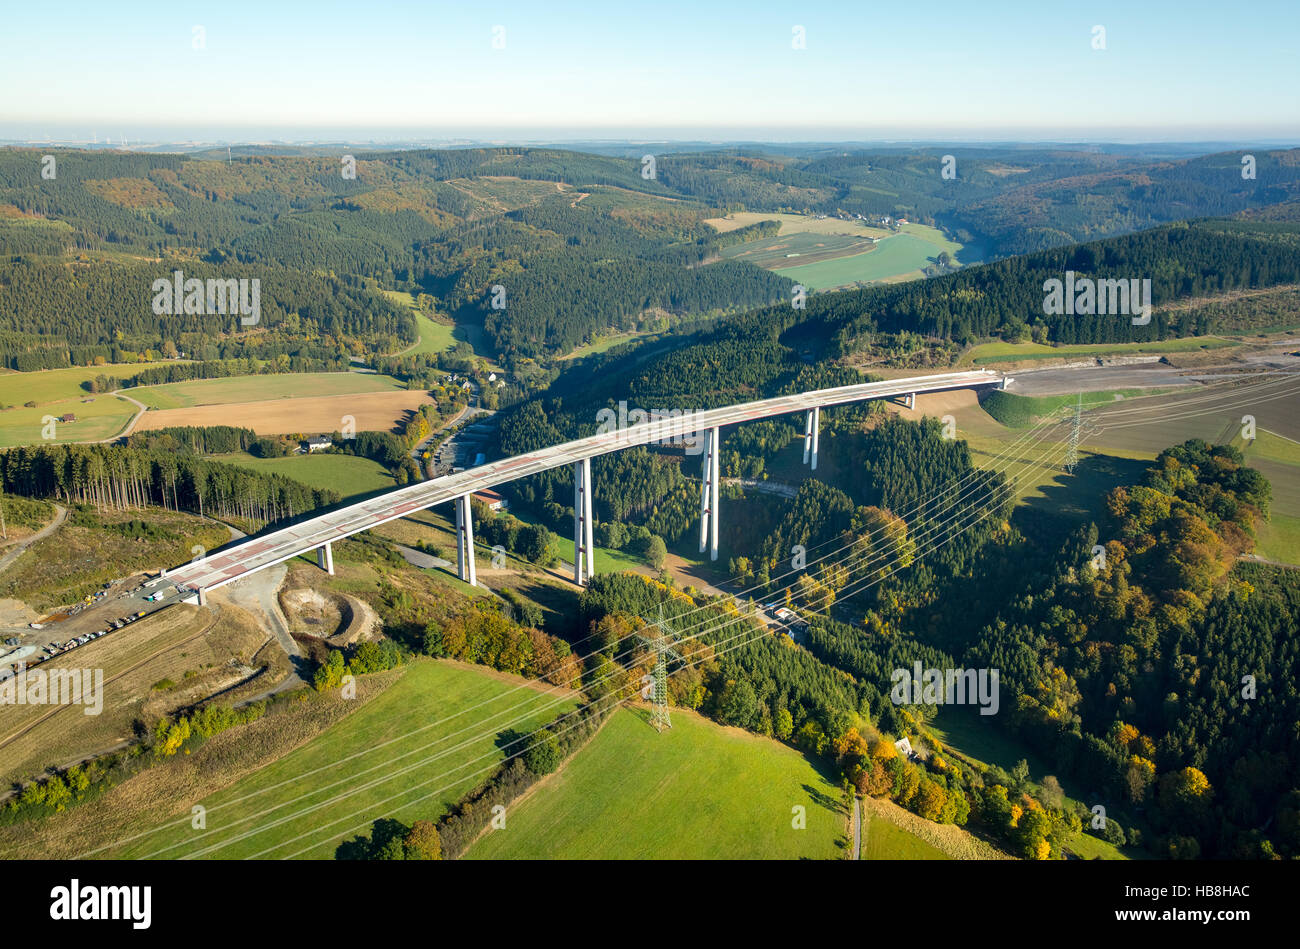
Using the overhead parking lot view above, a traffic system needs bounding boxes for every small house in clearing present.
[472,488,508,512]
[300,435,333,453]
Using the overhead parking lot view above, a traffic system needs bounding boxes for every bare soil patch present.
[135,390,435,436]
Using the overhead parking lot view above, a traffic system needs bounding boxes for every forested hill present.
[3,145,1299,371]
[506,216,1300,421]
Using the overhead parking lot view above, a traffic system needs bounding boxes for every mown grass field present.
[1239,429,1300,563]
[774,228,966,290]
[0,395,137,448]
[980,388,1179,429]
[0,361,182,405]
[102,659,580,859]
[215,451,395,496]
[704,210,890,238]
[560,331,645,360]
[466,706,848,860]
[722,230,880,268]
[0,361,184,447]
[962,337,1237,366]
[380,290,457,356]
[859,804,950,860]
[708,213,967,289]
[128,371,406,410]
[930,709,1128,860]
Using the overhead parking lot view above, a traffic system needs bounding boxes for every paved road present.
[853,796,862,860]
[1005,348,1300,397]
[411,404,472,477]
[1006,362,1197,396]
[106,390,150,441]
[159,371,1001,597]
[723,477,798,499]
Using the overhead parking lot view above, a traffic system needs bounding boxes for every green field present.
[1255,514,1300,564]
[0,361,189,448]
[931,709,1129,860]
[0,360,181,406]
[773,226,968,290]
[0,395,137,448]
[964,337,1237,366]
[980,388,1182,429]
[409,312,457,355]
[723,230,880,268]
[380,290,457,356]
[1244,428,1300,466]
[859,805,949,860]
[711,214,969,290]
[1240,430,1300,564]
[466,707,847,859]
[127,371,407,410]
[592,545,653,575]
[216,451,396,496]
[106,660,579,859]
[560,331,646,360]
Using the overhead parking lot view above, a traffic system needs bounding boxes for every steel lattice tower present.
[1065,392,1082,473]
[637,607,681,732]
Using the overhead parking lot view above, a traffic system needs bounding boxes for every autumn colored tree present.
[403,820,443,860]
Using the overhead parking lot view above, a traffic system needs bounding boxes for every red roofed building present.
[472,489,508,512]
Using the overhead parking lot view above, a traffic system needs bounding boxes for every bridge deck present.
[165,370,1001,592]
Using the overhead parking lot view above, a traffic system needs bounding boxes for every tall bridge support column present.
[196,587,207,607]
[455,494,477,587]
[699,425,720,561]
[573,457,595,585]
[316,540,334,576]
[803,406,821,470]
[905,392,916,410]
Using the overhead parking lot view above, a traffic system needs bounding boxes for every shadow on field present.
[803,783,847,816]
[1014,452,1148,538]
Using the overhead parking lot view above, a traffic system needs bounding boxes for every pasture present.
[0,396,136,448]
[773,229,968,290]
[214,452,396,496]
[379,290,457,356]
[465,706,848,860]
[704,211,890,238]
[963,337,1238,366]
[127,371,406,410]
[93,659,580,860]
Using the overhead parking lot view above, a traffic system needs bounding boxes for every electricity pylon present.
[1065,392,1082,473]
[636,607,682,732]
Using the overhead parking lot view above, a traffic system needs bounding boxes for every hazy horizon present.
[3,1,1296,145]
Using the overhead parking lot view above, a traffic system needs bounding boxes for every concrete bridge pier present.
[699,425,720,561]
[455,494,477,586]
[905,392,916,410]
[316,540,334,575]
[803,406,821,470]
[573,456,595,585]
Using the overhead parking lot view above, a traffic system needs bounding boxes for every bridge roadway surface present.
[162,370,1002,595]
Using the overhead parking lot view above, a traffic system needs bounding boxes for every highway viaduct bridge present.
[162,370,1006,603]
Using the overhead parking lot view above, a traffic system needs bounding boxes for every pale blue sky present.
[1,1,1296,141]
